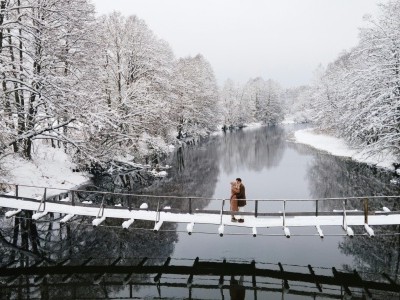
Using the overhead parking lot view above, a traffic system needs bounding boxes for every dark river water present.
[1,125,400,299]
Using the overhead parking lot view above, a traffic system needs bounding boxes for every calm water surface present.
[1,125,399,299]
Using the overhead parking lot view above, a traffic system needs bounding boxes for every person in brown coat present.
[230,181,240,222]
[235,178,246,223]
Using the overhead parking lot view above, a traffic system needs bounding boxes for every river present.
[1,124,400,299]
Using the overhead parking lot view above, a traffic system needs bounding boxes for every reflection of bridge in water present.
[1,257,399,299]
[1,183,400,238]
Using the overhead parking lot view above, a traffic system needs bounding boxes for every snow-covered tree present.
[220,77,284,128]
[172,54,220,139]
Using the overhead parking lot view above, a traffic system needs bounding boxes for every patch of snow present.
[151,169,167,177]
[82,201,93,204]
[163,206,171,210]
[140,203,148,209]
[1,142,90,199]
[281,117,296,124]
[243,122,263,129]
[294,128,397,172]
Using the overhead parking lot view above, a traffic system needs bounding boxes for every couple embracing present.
[230,178,246,223]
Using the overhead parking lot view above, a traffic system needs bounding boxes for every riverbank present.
[0,144,90,198]
[294,128,398,172]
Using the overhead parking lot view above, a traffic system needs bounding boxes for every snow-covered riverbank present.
[0,144,90,198]
[294,128,398,172]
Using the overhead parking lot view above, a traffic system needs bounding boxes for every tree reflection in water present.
[218,126,285,173]
[0,130,224,299]
[2,126,400,298]
[304,147,400,279]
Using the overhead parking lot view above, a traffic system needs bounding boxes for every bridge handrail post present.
[96,195,105,218]
[255,200,258,218]
[71,191,75,206]
[15,185,18,198]
[156,200,160,222]
[315,199,318,217]
[364,198,369,224]
[37,188,47,212]
[283,200,286,227]
[342,200,347,229]
[189,198,192,214]
[220,200,225,224]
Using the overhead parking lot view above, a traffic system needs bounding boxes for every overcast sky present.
[93,0,381,87]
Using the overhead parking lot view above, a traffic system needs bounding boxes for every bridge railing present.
[1,182,399,218]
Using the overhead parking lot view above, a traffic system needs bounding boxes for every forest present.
[287,0,400,162]
[0,0,284,171]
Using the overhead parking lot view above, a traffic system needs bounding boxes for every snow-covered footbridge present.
[0,183,399,238]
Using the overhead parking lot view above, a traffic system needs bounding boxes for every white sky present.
[92,0,381,87]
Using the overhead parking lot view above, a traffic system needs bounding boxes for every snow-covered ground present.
[294,128,398,172]
[0,143,90,198]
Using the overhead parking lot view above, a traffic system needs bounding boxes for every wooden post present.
[15,185,18,198]
[71,191,75,206]
[255,200,258,218]
[189,198,192,214]
[315,199,319,217]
